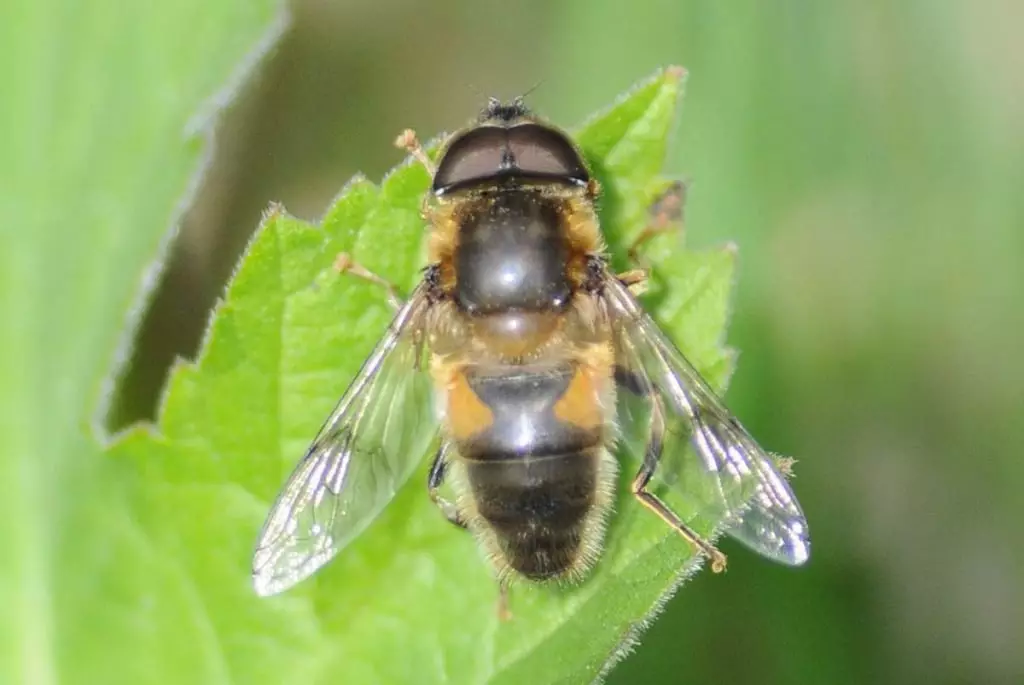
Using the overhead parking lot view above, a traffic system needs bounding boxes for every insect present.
[251,96,810,598]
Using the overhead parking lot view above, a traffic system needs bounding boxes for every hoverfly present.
[252,96,810,598]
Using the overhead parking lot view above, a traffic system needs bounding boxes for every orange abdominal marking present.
[553,364,603,430]
[446,368,495,441]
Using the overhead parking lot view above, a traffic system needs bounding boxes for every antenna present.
[518,78,545,101]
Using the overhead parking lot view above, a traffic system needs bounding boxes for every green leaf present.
[0,1,280,683]
[109,66,738,683]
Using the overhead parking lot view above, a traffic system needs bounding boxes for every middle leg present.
[614,181,689,295]
[427,442,466,529]
[627,179,688,268]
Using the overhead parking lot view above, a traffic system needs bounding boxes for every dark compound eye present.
[432,123,590,195]
[432,127,508,194]
[506,124,589,185]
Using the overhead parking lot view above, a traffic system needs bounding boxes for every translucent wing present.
[252,284,439,596]
[602,274,810,565]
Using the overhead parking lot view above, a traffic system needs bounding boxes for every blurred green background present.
[20,0,1024,683]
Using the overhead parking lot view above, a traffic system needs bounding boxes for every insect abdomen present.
[447,362,611,579]
[467,451,601,579]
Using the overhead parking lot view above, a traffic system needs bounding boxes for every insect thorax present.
[453,190,570,314]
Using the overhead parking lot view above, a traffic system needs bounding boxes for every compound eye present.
[432,122,590,195]
[432,127,507,194]
[507,124,589,185]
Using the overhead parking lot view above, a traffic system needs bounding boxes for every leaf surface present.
[0,2,281,683]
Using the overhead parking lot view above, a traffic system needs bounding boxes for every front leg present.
[333,252,405,311]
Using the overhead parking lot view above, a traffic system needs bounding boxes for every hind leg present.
[632,395,727,572]
[427,446,515,619]
[617,368,728,573]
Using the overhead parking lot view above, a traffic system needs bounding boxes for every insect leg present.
[394,128,437,177]
[616,269,649,297]
[496,580,513,622]
[627,179,688,269]
[333,252,404,311]
[427,443,466,529]
[614,365,650,397]
[631,393,728,573]
[394,128,438,218]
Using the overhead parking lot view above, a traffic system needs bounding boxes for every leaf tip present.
[261,200,289,223]
[664,64,688,83]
